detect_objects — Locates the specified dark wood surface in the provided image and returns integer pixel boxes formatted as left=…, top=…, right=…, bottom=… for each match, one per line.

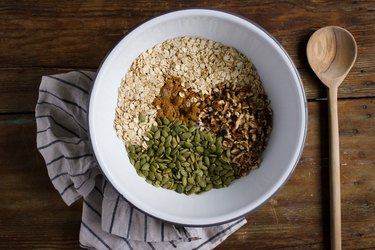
left=1, top=1, right=374, bottom=249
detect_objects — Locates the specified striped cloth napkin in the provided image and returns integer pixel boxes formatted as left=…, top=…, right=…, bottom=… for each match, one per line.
left=35, top=71, right=247, bottom=250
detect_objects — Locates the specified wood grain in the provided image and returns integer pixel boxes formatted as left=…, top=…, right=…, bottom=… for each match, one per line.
left=0, top=98, right=373, bottom=249
left=1, top=1, right=374, bottom=113
left=329, top=87, right=342, bottom=250
left=1, top=1, right=374, bottom=68
left=0, top=114, right=82, bottom=249
left=0, top=0, right=374, bottom=249
left=1, top=67, right=374, bottom=113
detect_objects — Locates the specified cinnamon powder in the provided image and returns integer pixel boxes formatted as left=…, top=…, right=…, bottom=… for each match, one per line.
left=152, top=76, right=202, bottom=124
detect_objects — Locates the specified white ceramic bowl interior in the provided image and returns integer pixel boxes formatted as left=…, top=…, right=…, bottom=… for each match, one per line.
left=89, top=9, right=307, bottom=226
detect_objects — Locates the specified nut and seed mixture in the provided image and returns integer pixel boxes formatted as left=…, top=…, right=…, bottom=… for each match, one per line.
left=114, top=36, right=272, bottom=194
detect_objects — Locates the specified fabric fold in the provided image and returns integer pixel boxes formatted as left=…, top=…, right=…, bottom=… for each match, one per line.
left=36, top=71, right=246, bottom=249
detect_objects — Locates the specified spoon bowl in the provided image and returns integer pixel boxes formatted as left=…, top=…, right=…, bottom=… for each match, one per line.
left=307, top=26, right=357, bottom=250
left=307, top=26, right=357, bottom=87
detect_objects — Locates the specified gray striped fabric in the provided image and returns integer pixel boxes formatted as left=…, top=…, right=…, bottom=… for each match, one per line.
left=36, top=71, right=247, bottom=250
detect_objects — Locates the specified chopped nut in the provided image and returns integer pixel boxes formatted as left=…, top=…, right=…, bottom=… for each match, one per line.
left=199, top=80, right=272, bottom=176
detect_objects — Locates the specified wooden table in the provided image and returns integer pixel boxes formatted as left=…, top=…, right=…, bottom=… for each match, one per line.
left=1, top=1, right=374, bottom=249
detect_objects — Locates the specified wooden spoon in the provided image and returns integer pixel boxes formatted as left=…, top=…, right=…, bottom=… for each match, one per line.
left=307, top=26, right=357, bottom=250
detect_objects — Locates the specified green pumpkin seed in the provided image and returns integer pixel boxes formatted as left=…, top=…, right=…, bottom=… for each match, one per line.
left=163, top=168, right=172, bottom=174
left=145, top=131, right=153, bottom=139
left=197, top=169, right=204, bottom=177
left=148, top=172, right=155, bottom=181
left=217, top=148, right=224, bottom=154
left=162, top=127, right=169, bottom=137
left=150, top=164, right=157, bottom=172
left=155, top=172, right=162, bottom=181
left=178, top=155, right=186, bottom=161
left=184, top=141, right=194, bottom=149
left=182, top=152, right=191, bottom=159
left=181, top=132, right=192, bottom=140
left=196, top=146, right=204, bottom=154
left=129, top=157, right=135, bottom=165
left=162, top=176, right=169, bottom=184
left=134, top=161, right=141, bottom=170
left=170, top=183, right=177, bottom=191
left=154, top=130, right=161, bottom=139
left=189, top=126, right=196, bottom=133
left=136, top=169, right=144, bottom=177
left=128, top=117, right=241, bottom=195
left=127, top=145, right=135, bottom=153
left=175, top=171, right=181, bottom=179
left=181, top=162, right=190, bottom=167
left=198, top=179, right=207, bottom=188
left=166, top=135, right=172, bottom=143
left=209, top=144, right=216, bottom=152
left=171, top=147, right=178, bottom=155
left=188, top=177, right=195, bottom=185
left=180, top=148, right=189, bottom=153
left=185, top=184, right=193, bottom=192
left=206, top=133, right=214, bottom=143
left=182, top=176, right=187, bottom=186
left=162, top=181, right=172, bottom=189
left=190, top=153, right=196, bottom=162
left=194, top=133, right=201, bottom=143
left=180, top=169, right=187, bottom=177
left=224, top=178, right=233, bottom=187
left=225, top=149, right=231, bottom=158
left=156, top=146, right=164, bottom=155
left=142, top=170, right=149, bottom=177
left=174, top=126, right=182, bottom=134
left=156, top=118, right=162, bottom=125
left=176, top=184, right=183, bottom=193
left=141, top=163, right=150, bottom=171
left=219, top=169, right=229, bottom=176
left=162, top=117, right=170, bottom=125
left=180, top=125, right=189, bottom=132
left=165, top=147, right=171, bottom=156
left=214, top=178, right=222, bottom=185
left=151, top=126, right=158, bottom=133
left=215, top=166, right=224, bottom=172
left=204, top=156, right=210, bottom=166
left=167, top=162, right=176, bottom=168
left=171, top=138, right=178, bottom=148
left=153, top=181, right=161, bottom=187
left=138, top=112, right=146, bottom=123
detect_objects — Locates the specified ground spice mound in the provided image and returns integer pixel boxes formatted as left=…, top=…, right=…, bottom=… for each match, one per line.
left=152, top=76, right=203, bottom=124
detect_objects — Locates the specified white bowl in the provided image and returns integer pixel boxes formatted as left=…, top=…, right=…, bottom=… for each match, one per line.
left=89, top=9, right=307, bottom=226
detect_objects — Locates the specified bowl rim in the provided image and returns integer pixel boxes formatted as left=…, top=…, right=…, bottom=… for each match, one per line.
left=88, top=8, right=308, bottom=227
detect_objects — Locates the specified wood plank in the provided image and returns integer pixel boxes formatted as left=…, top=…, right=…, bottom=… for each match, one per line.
left=0, top=114, right=82, bottom=249
left=1, top=1, right=374, bottom=249
left=0, top=67, right=95, bottom=113
left=1, top=1, right=374, bottom=69
left=0, top=64, right=373, bottom=113
left=0, top=97, right=373, bottom=248
left=1, top=1, right=374, bottom=113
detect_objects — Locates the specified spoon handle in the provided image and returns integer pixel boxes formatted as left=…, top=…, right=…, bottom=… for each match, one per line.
left=328, top=87, right=342, bottom=250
